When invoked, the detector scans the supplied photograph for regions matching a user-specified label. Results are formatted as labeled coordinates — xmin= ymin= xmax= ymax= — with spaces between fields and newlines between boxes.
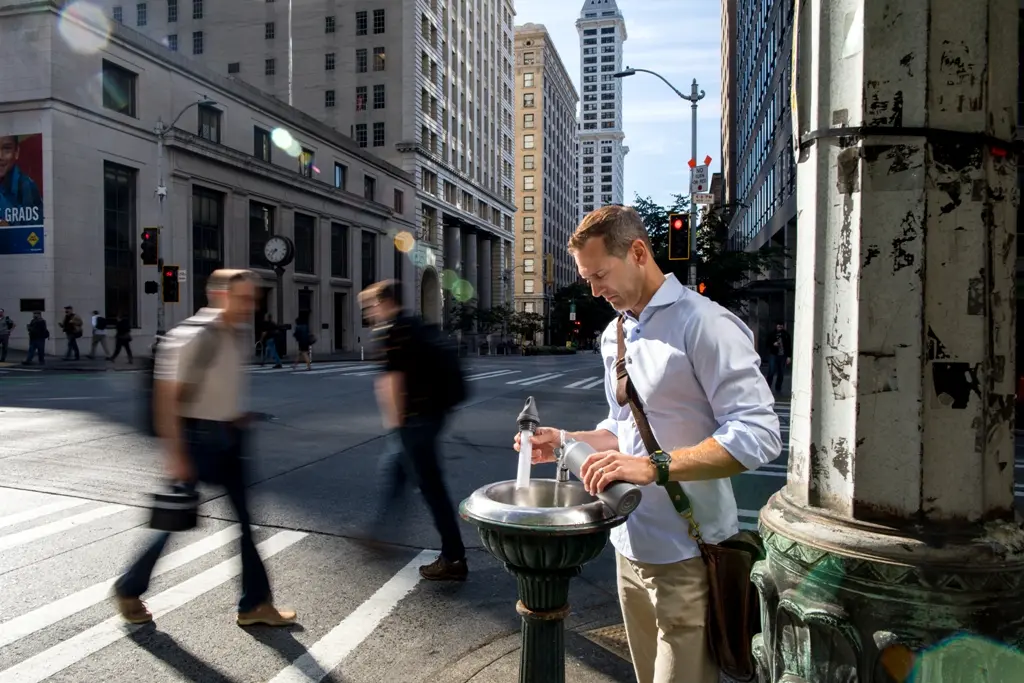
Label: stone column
xmin=464 ymin=229 xmax=478 ymax=304
xmin=755 ymin=0 xmax=1024 ymax=680
xmin=443 ymin=223 xmax=462 ymax=327
xmin=478 ymin=237 xmax=492 ymax=310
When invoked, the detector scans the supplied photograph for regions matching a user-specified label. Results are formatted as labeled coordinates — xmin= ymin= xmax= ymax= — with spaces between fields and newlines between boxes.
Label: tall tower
xmin=576 ymin=0 xmax=628 ymax=219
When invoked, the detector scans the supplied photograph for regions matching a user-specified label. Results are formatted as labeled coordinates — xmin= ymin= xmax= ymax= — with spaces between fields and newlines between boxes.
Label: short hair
xmin=358 ymin=279 xmax=399 ymax=306
xmin=568 ymin=205 xmax=652 ymax=258
xmin=206 ymin=269 xmax=253 ymax=294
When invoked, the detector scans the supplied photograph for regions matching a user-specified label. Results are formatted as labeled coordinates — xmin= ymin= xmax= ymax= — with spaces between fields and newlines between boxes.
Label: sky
xmin=512 ymin=0 xmax=722 ymax=209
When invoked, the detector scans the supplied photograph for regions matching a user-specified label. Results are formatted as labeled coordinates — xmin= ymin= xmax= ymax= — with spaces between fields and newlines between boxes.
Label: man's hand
xmin=580 ymin=450 xmax=656 ymax=494
xmin=513 ymin=426 xmax=561 ymax=464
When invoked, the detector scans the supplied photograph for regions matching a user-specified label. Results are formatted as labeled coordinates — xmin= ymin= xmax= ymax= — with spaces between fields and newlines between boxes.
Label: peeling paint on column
xmin=863 ymin=245 xmax=880 ymax=267
xmin=967 ymin=275 xmax=985 ymax=315
xmin=937 ymin=41 xmax=982 ymax=112
xmin=891 ymin=212 xmax=918 ymax=272
xmin=900 ymin=52 xmax=915 ymax=76
xmin=831 ymin=437 xmax=851 ymax=479
xmin=866 ymin=83 xmax=904 ymax=126
xmin=931 ymin=362 xmax=980 ymax=409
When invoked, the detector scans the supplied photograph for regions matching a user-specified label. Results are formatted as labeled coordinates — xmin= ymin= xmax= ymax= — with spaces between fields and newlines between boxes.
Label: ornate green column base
xmin=753 ymin=492 xmax=1024 ymax=682
xmin=509 ymin=567 xmax=580 ymax=683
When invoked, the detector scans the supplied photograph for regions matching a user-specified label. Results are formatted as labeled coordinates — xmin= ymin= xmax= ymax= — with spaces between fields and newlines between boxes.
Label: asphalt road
xmin=0 ymin=352 xmax=971 ymax=682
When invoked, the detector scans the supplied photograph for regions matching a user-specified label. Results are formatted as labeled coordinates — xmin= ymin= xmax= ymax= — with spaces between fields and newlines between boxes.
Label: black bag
xmin=150 ymin=484 xmax=200 ymax=531
xmin=95 ymin=316 xmax=107 ymax=330
xmin=419 ymin=322 xmax=467 ymax=410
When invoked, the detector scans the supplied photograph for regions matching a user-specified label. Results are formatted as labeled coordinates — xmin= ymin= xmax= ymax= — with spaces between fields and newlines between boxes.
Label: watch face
xmin=651 ymin=450 xmax=671 ymax=465
xmin=264 ymin=238 xmax=286 ymax=263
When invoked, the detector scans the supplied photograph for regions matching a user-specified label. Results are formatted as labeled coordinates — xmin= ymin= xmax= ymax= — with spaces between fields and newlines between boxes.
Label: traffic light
xmin=162 ymin=266 xmax=179 ymax=303
xmin=141 ymin=229 xmax=159 ymax=265
xmin=668 ymin=213 xmax=690 ymax=261
xmin=698 ymin=282 xmax=707 ymax=295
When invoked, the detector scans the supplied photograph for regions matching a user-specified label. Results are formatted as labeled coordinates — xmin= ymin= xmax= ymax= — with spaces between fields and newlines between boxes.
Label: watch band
xmin=650 ymin=450 xmax=670 ymax=486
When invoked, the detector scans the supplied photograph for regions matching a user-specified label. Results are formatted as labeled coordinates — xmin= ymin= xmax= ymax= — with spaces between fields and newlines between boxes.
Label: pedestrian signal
xmin=668 ymin=214 xmax=690 ymax=261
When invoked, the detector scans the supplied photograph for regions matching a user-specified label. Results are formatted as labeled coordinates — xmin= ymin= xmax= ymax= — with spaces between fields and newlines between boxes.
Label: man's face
xmin=0 ymin=137 xmax=18 ymax=181
xmin=776 ymin=324 xmax=784 ymax=332
xmin=211 ymin=280 xmax=256 ymax=325
xmin=573 ymin=236 xmax=644 ymax=312
xmin=361 ymin=298 xmax=394 ymax=326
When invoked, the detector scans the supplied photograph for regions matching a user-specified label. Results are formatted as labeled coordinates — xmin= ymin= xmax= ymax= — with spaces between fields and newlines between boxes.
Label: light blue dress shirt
xmin=595 ymin=274 xmax=782 ymax=564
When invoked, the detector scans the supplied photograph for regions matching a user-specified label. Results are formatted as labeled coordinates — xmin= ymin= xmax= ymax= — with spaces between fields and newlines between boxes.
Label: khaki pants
xmin=616 ymin=552 xmax=719 ymax=683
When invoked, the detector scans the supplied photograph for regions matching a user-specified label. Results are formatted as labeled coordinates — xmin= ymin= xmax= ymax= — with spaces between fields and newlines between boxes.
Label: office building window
xmin=192 ymin=0 xmax=202 ymax=19
xmin=254 ymin=127 xmax=271 ymax=162
xmin=325 ymin=52 xmax=335 ymax=70
xmin=325 ymin=90 xmax=336 ymax=107
xmin=167 ymin=0 xmax=176 ymax=21
xmin=101 ymin=60 xmax=137 ymax=117
xmin=299 ymin=148 xmax=314 ymax=178
xmin=113 ymin=6 xmax=122 ymax=22
xmin=524 ymin=72 xmax=534 ymax=87
xmin=191 ymin=186 xmax=224 ymax=312
xmin=356 ymin=86 xmax=367 ymax=110
xmin=355 ymin=123 xmax=367 ymax=147
xmin=364 ymin=175 xmax=376 ymax=201
xmin=325 ymin=16 xmax=335 ymax=33
xmin=523 ymin=134 xmax=534 ymax=148
xmin=356 ymin=10 xmax=367 ymax=35
xmin=167 ymin=34 xmax=177 ymax=51
xmin=524 ymin=301 xmax=535 ymax=313
xmin=356 ymin=48 xmax=368 ymax=72
xmin=524 ymin=196 xmax=535 ymax=211
xmin=373 ymin=122 xmax=384 ymax=147
xmin=524 ymin=279 xmax=535 ymax=293
xmin=331 ymin=223 xmax=349 ymax=278
xmin=373 ymin=47 xmax=385 ymax=71
xmin=373 ymin=9 xmax=385 ymax=33
xmin=523 ymin=155 xmax=534 ymax=169
xmin=523 ymin=237 xmax=535 ymax=252
xmin=393 ymin=189 xmax=404 ymax=213
xmin=373 ymin=84 xmax=385 ymax=109
xmin=136 ymin=3 xmax=147 ymax=26
xmin=293 ymin=212 xmax=316 ymax=274
xmin=334 ymin=162 xmax=347 ymax=189
xmin=249 ymin=201 xmax=274 ymax=268
xmin=523 ymin=93 xmax=534 ymax=107
xmin=523 ymin=113 xmax=534 ymax=128
xmin=265 ymin=58 xmax=275 ymax=75
xmin=227 ymin=62 xmax=240 ymax=73
xmin=523 ymin=258 xmax=535 ymax=273
xmin=197 ymin=105 xmax=220 ymax=143
xmin=523 ymin=216 xmax=534 ymax=231
xmin=361 ymin=230 xmax=377 ymax=289
xmin=192 ymin=30 xmax=203 ymax=54
xmin=523 ymin=175 xmax=534 ymax=190
xmin=103 ymin=162 xmax=138 ymax=327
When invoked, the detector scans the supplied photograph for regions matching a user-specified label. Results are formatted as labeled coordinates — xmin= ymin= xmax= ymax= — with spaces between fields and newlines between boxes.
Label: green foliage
xmin=508 ymin=310 xmax=545 ymax=342
xmin=550 ymin=281 xmax=616 ymax=345
xmin=630 ymin=193 xmax=787 ymax=313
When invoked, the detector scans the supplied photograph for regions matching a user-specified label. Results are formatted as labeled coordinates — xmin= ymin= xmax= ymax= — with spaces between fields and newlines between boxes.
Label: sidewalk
xmin=0 ymin=351 xmax=368 ymax=372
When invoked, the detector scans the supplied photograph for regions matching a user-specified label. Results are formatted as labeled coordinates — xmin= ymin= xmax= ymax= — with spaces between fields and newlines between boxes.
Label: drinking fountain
xmin=459 ymin=397 xmax=642 ymax=683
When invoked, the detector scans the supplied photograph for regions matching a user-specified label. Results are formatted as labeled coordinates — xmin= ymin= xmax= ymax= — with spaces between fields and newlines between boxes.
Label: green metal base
xmin=754 ymin=492 xmax=1024 ymax=682
xmin=511 ymin=566 xmax=580 ymax=683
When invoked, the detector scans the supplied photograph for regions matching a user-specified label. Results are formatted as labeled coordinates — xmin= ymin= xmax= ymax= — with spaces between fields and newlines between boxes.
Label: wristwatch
xmin=649 ymin=450 xmax=671 ymax=486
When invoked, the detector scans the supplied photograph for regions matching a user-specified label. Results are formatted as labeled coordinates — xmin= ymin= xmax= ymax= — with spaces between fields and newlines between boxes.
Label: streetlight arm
xmin=626 ymin=67 xmax=695 ymax=101
xmin=158 ymin=96 xmax=215 ymax=136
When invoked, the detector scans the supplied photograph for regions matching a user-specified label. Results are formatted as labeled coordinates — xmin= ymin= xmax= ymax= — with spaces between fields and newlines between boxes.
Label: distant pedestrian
xmin=109 ymin=313 xmax=133 ymax=363
xmin=114 ymin=269 xmax=296 ymax=627
xmin=0 ymin=308 xmax=14 ymax=362
xmin=766 ymin=322 xmax=791 ymax=394
xmin=292 ymin=311 xmax=313 ymax=370
xmin=359 ymin=279 xmax=469 ymax=581
xmin=87 ymin=310 xmax=111 ymax=359
xmin=59 ymin=305 xmax=82 ymax=360
xmin=21 ymin=311 xmax=47 ymax=365
xmin=259 ymin=313 xmax=282 ymax=368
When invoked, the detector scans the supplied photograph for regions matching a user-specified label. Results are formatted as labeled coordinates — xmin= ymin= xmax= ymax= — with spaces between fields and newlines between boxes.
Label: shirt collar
xmin=625 ymin=273 xmax=684 ymax=324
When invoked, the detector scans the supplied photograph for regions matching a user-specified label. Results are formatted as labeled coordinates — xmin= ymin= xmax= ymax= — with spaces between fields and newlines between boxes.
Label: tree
xmin=508 ymin=310 xmax=544 ymax=344
xmin=551 ymin=281 xmax=615 ymax=345
xmin=445 ymin=302 xmax=476 ymax=334
xmin=630 ymin=193 xmax=786 ymax=313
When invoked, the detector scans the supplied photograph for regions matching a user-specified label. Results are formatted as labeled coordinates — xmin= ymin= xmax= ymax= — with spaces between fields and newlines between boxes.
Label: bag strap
xmin=615 ymin=315 xmax=708 ymax=550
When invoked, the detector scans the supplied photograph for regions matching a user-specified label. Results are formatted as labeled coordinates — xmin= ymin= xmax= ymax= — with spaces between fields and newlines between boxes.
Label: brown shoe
xmin=115 ymin=595 xmax=153 ymax=624
xmin=419 ymin=556 xmax=468 ymax=581
xmin=236 ymin=602 xmax=298 ymax=627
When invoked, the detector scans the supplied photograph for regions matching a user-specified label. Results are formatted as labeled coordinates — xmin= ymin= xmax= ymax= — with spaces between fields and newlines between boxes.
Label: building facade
xmin=513 ymin=23 xmax=579 ymax=333
xmin=97 ymin=0 xmax=519 ymax=327
xmin=0 ymin=1 xmax=417 ymax=356
xmin=576 ymin=0 xmax=628 ymax=218
xmin=721 ymin=0 xmax=797 ymax=349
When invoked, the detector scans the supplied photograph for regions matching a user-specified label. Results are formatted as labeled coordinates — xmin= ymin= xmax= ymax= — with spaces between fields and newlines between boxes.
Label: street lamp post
xmin=153 ymin=96 xmax=216 ymax=335
xmin=614 ymin=68 xmax=704 ymax=287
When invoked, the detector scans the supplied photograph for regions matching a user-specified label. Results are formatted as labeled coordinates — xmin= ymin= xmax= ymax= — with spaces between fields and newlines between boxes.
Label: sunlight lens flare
xmin=58 ymin=1 xmax=111 ymax=55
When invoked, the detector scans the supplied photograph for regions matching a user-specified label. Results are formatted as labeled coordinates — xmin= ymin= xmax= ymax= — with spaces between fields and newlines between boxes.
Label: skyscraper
xmin=576 ymin=0 xmax=628 ymax=218
xmin=513 ymin=24 xmax=579 ymax=339
xmin=96 ymin=0 xmax=519 ymax=324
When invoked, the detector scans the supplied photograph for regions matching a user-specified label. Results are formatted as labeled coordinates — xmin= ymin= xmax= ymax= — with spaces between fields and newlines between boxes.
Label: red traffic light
xmin=671 ymin=217 xmax=684 ymax=230
xmin=165 ymin=271 xmax=174 ymax=278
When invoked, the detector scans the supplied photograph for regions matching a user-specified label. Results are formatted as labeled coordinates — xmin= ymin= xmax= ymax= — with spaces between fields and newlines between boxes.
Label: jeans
xmin=767 ymin=355 xmax=786 ymax=393
xmin=262 ymin=338 xmax=281 ymax=365
xmin=64 ymin=335 xmax=80 ymax=360
xmin=24 ymin=339 xmax=45 ymax=364
xmin=115 ymin=419 xmax=270 ymax=612
xmin=0 ymin=336 xmax=7 ymax=362
xmin=398 ymin=414 xmax=465 ymax=562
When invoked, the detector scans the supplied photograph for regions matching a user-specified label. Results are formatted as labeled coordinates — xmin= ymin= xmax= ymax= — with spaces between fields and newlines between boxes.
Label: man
xmin=87 ymin=310 xmax=110 ymax=360
xmin=766 ymin=322 xmax=792 ymax=394
xmin=21 ymin=311 xmax=46 ymax=365
xmin=0 ymin=308 xmax=13 ymax=362
xmin=59 ymin=306 xmax=82 ymax=360
xmin=514 ymin=206 xmax=781 ymax=683
xmin=359 ymin=279 xmax=468 ymax=581
xmin=114 ymin=269 xmax=296 ymax=626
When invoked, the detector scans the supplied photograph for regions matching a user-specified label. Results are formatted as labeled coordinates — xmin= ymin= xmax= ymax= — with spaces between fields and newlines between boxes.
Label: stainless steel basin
xmin=460 ymin=479 xmax=626 ymax=535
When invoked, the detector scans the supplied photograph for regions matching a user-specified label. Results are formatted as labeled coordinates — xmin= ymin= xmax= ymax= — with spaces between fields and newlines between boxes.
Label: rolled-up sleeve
xmin=685 ymin=307 xmax=782 ymax=471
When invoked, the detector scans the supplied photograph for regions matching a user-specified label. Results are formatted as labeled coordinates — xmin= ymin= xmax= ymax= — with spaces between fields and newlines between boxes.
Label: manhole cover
xmin=581 ymin=623 xmax=631 ymax=663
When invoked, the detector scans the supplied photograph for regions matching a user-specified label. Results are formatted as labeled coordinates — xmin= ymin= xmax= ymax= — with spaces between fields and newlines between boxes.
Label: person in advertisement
xmin=0 ymin=135 xmax=43 ymax=228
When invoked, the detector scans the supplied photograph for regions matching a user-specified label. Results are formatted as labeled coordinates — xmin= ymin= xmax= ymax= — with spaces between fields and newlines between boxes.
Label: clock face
xmin=264 ymin=237 xmax=288 ymax=264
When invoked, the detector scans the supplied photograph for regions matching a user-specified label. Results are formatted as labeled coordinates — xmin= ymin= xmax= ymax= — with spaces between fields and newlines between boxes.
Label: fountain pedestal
xmin=461 ymin=479 xmax=635 ymax=683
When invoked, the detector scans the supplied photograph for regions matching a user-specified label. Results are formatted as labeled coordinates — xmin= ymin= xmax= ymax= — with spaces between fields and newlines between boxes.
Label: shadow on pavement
xmin=128 ymin=625 xmax=238 ymax=683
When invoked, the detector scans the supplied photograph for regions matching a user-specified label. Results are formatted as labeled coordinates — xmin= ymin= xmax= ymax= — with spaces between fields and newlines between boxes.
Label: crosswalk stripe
xmin=0 ymin=497 xmax=90 ymax=530
xmin=581 ymin=377 xmax=605 ymax=389
xmin=0 ymin=504 xmax=128 ymax=553
xmin=467 ymin=369 xmax=519 ymax=381
xmin=266 ymin=549 xmax=434 ymax=683
xmin=0 ymin=524 xmax=242 ymax=649
xmin=307 ymin=364 xmax=379 ymax=376
xmin=0 ymin=530 xmax=307 ymax=683
xmin=566 ymin=376 xmax=599 ymax=389
xmin=506 ymin=372 xmax=558 ymax=385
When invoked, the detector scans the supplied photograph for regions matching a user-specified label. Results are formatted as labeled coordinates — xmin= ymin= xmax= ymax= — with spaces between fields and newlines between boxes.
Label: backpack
xmin=141 ymin=315 xmax=222 ymax=437
xmin=416 ymin=321 xmax=467 ymax=411
xmin=95 ymin=316 xmax=107 ymax=331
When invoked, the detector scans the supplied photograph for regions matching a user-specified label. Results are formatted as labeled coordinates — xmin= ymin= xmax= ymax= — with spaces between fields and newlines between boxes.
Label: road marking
xmin=265 ymin=549 xmax=434 ymax=683
xmin=0 ymin=530 xmax=307 ymax=683
xmin=581 ymin=377 xmax=605 ymax=389
xmin=506 ymin=372 xmax=559 ymax=385
xmin=0 ymin=497 xmax=90 ymax=530
xmin=0 ymin=524 xmax=242 ymax=648
xmin=349 ymin=370 xmax=381 ymax=376
xmin=467 ymin=369 xmax=520 ymax=381
xmin=566 ymin=376 xmax=599 ymax=389
xmin=510 ymin=373 xmax=565 ymax=387
xmin=0 ymin=505 xmax=129 ymax=553
xmin=307 ymin=364 xmax=380 ymax=376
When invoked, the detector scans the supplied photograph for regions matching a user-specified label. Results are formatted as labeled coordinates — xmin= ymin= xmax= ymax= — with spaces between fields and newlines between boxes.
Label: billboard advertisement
xmin=0 ymin=133 xmax=44 ymax=255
